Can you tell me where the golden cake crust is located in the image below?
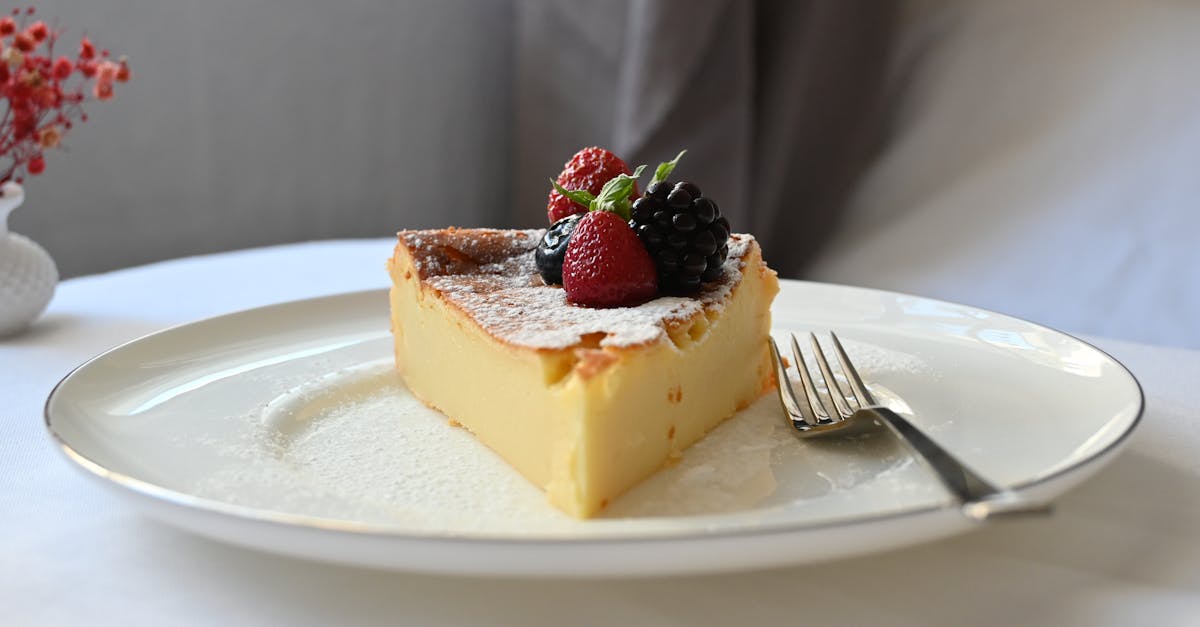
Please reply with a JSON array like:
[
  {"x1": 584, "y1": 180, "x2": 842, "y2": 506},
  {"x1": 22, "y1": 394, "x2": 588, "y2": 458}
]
[{"x1": 389, "y1": 227, "x2": 760, "y2": 354}]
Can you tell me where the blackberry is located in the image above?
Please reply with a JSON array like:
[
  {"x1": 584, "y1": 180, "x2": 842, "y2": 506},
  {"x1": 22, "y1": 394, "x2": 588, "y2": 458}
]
[
  {"x1": 630, "y1": 180, "x2": 730, "y2": 293},
  {"x1": 535, "y1": 213, "x2": 582, "y2": 285}
]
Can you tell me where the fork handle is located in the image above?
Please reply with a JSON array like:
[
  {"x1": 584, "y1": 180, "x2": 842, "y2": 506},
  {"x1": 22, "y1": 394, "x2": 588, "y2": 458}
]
[{"x1": 865, "y1": 407, "x2": 1052, "y2": 521}]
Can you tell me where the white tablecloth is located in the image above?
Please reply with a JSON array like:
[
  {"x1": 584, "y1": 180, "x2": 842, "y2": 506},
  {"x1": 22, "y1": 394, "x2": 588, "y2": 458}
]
[{"x1": 3, "y1": 240, "x2": 1199, "y2": 626}]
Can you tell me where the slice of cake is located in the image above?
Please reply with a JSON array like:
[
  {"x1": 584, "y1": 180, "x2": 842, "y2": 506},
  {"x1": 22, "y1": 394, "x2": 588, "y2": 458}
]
[{"x1": 386, "y1": 227, "x2": 778, "y2": 518}]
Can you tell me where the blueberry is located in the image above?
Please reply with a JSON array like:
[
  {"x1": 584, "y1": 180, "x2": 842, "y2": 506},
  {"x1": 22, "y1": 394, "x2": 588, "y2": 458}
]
[{"x1": 535, "y1": 213, "x2": 582, "y2": 285}]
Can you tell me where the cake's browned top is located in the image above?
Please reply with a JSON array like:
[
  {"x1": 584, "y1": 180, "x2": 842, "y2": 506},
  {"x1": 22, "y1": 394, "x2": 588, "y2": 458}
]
[{"x1": 393, "y1": 227, "x2": 755, "y2": 350}]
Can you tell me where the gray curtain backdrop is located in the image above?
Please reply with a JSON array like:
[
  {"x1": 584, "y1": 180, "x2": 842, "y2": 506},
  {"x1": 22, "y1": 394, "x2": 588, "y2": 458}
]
[
  {"x1": 11, "y1": 0, "x2": 517, "y2": 278},
  {"x1": 8, "y1": 0, "x2": 891, "y2": 278},
  {"x1": 514, "y1": 0, "x2": 894, "y2": 275}
]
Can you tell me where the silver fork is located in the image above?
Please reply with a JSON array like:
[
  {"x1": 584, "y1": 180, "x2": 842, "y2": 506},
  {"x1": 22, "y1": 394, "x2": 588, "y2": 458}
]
[{"x1": 770, "y1": 332, "x2": 1052, "y2": 522}]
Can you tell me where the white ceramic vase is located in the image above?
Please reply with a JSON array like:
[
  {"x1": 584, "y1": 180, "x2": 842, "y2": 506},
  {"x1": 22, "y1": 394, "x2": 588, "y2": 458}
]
[{"x1": 0, "y1": 182, "x2": 58, "y2": 336}]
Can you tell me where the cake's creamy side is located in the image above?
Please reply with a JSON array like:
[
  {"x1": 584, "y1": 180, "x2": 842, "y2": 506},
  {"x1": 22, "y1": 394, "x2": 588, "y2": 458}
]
[{"x1": 387, "y1": 228, "x2": 779, "y2": 518}]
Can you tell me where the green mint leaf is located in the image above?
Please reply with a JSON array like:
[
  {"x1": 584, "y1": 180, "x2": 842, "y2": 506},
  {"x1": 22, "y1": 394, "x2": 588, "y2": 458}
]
[
  {"x1": 591, "y1": 164, "x2": 647, "y2": 220},
  {"x1": 550, "y1": 178, "x2": 596, "y2": 210},
  {"x1": 652, "y1": 150, "x2": 687, "y2": 185}
]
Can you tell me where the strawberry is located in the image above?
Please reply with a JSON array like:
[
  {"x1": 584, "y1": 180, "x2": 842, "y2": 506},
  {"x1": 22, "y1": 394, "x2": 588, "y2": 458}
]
[
  {"x1": 547, "y1": 146, "x2": 639, "y2": 223},
  {"x1": 556, "y1": 165, "x2": 657, "y2": 307},
  {"x1": 563, "y1": 210, "x2": 658, "y2": 307}
]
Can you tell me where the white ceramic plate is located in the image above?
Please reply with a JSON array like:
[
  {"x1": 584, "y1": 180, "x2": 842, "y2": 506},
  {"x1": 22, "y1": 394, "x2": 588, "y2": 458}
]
[{"x1": 45, "y1": 281, "x2": 1142, "y2": 577}]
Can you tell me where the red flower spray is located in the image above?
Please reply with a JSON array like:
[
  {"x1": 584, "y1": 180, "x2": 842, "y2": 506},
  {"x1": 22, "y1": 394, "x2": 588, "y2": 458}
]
[{"x1": 0, "y1": 6, "x2": 128, "y2": 183}]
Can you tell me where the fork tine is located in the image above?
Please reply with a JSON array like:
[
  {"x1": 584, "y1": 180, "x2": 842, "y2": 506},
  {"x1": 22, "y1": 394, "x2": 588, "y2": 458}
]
[
  {"x1": 768, "y1": 337, "x2": 814, "y2": 426},
  {"x1": 829, "y1": 331, "x2": 877, "y2": 407},
  {"x1": 790, "y1": 334, "x2": 830, "y2": 423},
  {"x1": 809, "y1": 333, "x2": 855, "y2": 419}
]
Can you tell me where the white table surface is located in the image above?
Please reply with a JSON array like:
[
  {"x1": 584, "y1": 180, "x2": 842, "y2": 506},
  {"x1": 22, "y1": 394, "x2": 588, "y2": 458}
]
[{"x1": 4, "y1": 239, "x2": 1199, "y2": 626}]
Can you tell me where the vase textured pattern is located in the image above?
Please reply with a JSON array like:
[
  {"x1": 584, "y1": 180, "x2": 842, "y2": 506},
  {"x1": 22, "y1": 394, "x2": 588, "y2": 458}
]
[{"x1": 0, "y1": 182, "x2": 58, "y2": 336}]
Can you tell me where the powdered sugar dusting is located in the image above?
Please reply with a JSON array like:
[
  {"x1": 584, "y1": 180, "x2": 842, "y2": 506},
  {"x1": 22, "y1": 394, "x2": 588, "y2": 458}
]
[
  {"x1": 399, "y1": 228, "x2": 544, "y2": 279},
  {"x1": 400, "y1": 228, "x2": 754, "y2": 350},
  {"x1": 190, "y1": 355, "x2": 924, "y2": 534}
]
